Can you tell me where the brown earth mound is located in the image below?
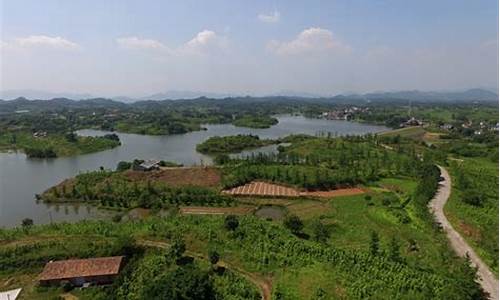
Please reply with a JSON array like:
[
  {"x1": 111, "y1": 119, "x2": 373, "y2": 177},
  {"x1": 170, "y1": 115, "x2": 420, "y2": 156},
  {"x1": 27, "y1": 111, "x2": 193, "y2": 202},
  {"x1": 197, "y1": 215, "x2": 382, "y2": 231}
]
[{"x1": 125, "y1": 167, "x2": 221, "y2": 187}]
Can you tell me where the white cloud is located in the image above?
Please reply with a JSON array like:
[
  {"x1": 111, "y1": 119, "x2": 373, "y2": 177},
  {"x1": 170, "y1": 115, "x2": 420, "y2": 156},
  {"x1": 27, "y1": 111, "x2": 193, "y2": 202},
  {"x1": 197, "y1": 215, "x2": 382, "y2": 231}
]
[
  {"x1": 258, "y1": 11, "x2": 280, "y2": 23},
  {"x1": 116, "y1": 30, "x2": 227, "y2": 57},
  {"x1": 116, "y1": 36, "x2": 168, "y2": 50},
  {"x1": 13, "y1": 35, "x2": 79, "y2": 50},
  {"x1": 267, "y1": 27, "x2": 349, "y2": 55},
  {"x1": 181, "y1": 30, "x2": 227, "y2": 55}
]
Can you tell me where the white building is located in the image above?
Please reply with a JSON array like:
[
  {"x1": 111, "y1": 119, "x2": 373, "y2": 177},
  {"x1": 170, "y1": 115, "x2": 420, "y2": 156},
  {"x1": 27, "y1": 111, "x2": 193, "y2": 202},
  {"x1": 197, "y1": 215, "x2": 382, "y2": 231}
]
[{"x1": 0, "y1": 288, "x2": 22, "y2": 300}]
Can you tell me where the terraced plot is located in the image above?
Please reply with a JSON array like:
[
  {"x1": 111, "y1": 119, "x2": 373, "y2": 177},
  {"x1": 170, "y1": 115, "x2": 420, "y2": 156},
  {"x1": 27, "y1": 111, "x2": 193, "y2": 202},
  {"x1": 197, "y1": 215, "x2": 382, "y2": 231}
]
[
  {"x1": 223, "y1": 181, "x2": 300, "y2": 197},
  {"x1": 223, "y1": 181, "x2": 365, "y2": 198}
]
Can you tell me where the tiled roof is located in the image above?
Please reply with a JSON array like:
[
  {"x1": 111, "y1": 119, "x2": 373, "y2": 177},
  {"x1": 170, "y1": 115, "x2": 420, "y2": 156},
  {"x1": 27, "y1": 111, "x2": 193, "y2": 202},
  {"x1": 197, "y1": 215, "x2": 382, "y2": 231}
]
[
  {"x1": 39, "y1": 256, "x2": 124, "y2": 281},
  {"x1": 140, "y1": 159, "x2": 160, "y2": 168}
]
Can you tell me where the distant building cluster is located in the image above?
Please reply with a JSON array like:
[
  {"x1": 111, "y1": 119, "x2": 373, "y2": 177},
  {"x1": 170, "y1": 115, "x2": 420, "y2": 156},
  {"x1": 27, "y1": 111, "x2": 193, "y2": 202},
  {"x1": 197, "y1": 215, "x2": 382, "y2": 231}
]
[
  {"x1": 439, "y1": 120, "x2": 498, "y2": 135},
  {"x1": 320, "y1": 106, "x2": 369, "y2": 121}
]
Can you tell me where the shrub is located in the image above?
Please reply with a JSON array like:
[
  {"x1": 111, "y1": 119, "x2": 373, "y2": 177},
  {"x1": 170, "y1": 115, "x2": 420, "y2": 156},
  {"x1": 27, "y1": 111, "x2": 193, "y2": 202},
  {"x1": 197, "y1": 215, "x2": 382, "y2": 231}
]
[{"x1": 283, "y1": 214, "x2": 303, "y2": 234}]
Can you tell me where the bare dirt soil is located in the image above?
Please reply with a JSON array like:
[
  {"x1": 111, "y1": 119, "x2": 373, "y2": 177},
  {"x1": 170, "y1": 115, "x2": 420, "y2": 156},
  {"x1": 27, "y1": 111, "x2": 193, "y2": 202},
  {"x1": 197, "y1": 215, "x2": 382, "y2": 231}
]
[
  {"x1": 301, "y1": 188, "x2": 365, "y2": 198},
  {"x1": 125, "y1": 167, "x2": 221, "y2": 187},
  {"x1": 179, "y1": 206, "x2": 255, "y2": 215}
]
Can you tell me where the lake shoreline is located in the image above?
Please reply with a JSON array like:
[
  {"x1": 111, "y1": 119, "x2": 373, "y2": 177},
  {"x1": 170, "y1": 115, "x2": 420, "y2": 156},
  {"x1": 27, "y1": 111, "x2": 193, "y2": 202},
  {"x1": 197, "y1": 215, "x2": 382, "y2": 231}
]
[{"x1": 0, "y1": 115, "x2": 388, "y2": 228}]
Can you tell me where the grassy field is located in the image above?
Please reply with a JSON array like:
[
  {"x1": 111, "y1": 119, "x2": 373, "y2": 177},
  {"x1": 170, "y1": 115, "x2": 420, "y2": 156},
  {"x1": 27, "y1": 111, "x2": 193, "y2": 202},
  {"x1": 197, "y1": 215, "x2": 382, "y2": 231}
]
[
  {"x1": 445, "y1": 157, "x2": 499, "y2": 275},
  {"x1": 378, "y1": 126, "x2": 427, "y2": 140}
]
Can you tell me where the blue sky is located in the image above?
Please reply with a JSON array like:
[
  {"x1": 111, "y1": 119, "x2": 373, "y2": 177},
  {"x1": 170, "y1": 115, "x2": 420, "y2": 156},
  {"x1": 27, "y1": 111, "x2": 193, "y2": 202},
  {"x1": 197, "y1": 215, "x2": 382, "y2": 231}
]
[{"x1": 1, "y1": 0, "x2": 498, "y2": 97}]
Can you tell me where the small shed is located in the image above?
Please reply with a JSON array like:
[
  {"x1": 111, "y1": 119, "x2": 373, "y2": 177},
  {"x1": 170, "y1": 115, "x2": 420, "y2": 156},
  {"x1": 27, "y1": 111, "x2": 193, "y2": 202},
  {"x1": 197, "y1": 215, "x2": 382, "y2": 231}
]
[
  {"x1": 0, "y1": 288, "x2": 22, "y2": 300},
  {"x1": 39, "y1": 256, "x2": 124, "y2": 287},
  {"x1": 135, "y1": 159, "x2": 160, "y2": 171}
]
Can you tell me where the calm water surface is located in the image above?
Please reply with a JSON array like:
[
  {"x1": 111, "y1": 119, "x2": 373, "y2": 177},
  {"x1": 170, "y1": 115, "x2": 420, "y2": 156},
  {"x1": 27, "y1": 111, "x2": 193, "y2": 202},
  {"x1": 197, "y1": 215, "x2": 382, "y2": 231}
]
[{"x1": 0, "y1": 116, "x2": 388, "y2": 227}]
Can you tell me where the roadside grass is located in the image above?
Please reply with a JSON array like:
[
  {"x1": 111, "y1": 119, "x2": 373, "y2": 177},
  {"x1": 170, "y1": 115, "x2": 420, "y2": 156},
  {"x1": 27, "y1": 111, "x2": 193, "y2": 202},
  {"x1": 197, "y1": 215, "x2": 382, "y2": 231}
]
[
  {"x1": 445, "y1": 157, "x2": 499, "y2": 275},
  {"x1": 376, "y1": 177, "x2": 417, "y2": 195},
  {"x1": 300, "y1": 184, "x2": 455, "y2": 271}
]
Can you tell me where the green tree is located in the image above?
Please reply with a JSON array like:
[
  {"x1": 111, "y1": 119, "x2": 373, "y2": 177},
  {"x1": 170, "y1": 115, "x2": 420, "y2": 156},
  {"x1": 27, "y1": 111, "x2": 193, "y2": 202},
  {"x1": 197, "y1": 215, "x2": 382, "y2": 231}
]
[
  {"x1": 116, "y1": 161, "x2": 132, "y2": 171},
  {"x1": 169, "y1": 235, "x2": 186, "y2": 261},
  {"x1": 224, "y1": 215, "x2": 239, "y2": 231},
  {"x1": 389, "y1": 236, "x2": 401, "y2": 262},
  {"x1": 284, "y1": 214, "x2": 304, "y2": 234},
  {"x1": 370, "y1": 231, "x2": 380, "y2": 256},
  {"x1": 21, "y1": 218, "x2": 34, "y2": 230},
  {"x1": 311, "y1": 219, "x2": 329, "y2": 243},
  {"x1": 208, "y1": 249, "x2": 220, "y2": 266}
]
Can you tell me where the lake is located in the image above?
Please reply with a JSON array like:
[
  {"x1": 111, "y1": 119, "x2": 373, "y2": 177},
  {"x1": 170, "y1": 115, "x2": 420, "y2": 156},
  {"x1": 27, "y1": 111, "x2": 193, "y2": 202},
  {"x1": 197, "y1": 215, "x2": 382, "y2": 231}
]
[{"x1": 0, "y1": 115, "x2": 388, "y2": 227}]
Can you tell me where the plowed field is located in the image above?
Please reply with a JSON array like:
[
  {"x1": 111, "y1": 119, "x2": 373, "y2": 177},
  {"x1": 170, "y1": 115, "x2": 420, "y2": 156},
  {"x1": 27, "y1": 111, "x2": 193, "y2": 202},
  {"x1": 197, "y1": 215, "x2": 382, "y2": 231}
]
[
  {"x1": 223, "y1": 181, "x2": 365, "y2": 198},
  {"x1": 223, "y1": 181, "x2": 300, "y2": 197}
]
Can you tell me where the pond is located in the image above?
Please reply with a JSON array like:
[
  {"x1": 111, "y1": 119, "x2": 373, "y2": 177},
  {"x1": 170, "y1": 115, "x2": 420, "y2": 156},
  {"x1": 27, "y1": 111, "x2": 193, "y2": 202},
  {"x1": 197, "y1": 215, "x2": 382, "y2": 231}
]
[
  {"x1": 0, "y1": 115, "x2": 388, "y2": 227},
  {"x1": 254, "y1": 205, "x2": 287, "y2": 221}
]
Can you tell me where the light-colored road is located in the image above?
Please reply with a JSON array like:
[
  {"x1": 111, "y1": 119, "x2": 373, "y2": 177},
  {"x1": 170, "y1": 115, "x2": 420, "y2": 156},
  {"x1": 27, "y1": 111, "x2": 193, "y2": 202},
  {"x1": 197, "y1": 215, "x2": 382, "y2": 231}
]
[{"x1": 429, "y1": 166, "x2": 499, "y2": 300}]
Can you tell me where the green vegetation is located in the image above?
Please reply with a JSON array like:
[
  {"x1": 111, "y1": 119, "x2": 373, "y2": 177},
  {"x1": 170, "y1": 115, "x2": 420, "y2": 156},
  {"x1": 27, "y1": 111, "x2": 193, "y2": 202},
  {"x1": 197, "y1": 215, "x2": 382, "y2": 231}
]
[
  {"x1": 0, "y1": 208, "x2": 482, "y2": 299},
  {"x1": 220, "y1": 135, "x2": 425, "y2": 190},
  {"x1": 445, "y1": 157, "x2": 499, "y2": 274},
  {"x1": 41, "y1": 170, "x2": 232, "y2": 209},
  {"x1": 1, "y1": 98, "x2": 498, "y2": 298},
  {"x1": 0, "y1": 223, "x2": 259, "y2": 300},
  {"x1": 196, "y1": 134, "x2": 275, "y2": 154},
  {"x1": 232, "y1": 115, "x2": 279, "y2": 128},
  {"x1": 0, "y1": 131, "x2": 120, "y2": 158}
]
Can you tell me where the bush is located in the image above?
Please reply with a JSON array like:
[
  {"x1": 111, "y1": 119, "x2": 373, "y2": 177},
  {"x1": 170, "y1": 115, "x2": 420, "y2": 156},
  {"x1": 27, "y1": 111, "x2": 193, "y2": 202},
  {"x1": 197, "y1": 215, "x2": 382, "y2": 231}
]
[
  {"x1": 116, "y1": 161, "x2": 132, "y2": 172},
  {"x1": 462, "y1": 189, "x2": 485, "y2": 207},
  {"x1": 283, "y1": 214, "x2": 303, "y2": 234},
  {"x1": 311, "y1": 220, "x2": 329, "y2": 243},
  {"x1": 224, "y1": 215, "x2": 239, "y2": 231}
]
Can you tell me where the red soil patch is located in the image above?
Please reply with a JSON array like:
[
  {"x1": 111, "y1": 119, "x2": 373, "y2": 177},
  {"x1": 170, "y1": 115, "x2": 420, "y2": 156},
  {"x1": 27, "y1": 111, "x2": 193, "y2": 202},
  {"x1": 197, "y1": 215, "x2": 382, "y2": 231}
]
[
  {"x1": 302, "y1": 188, "x2": 365, "y2": 198},
  {"x1": 179, "y1": 206, "x2": 255, "y2": 215},
  {"x1": 125, "y1": 167, "x2": 221, "y2": 187},
  {"x1": 458, "y1": 221, "x2": 481, "y2": 241},
  {"x1": 223, "y1": 181, "x2": 300, "y2": 197}
]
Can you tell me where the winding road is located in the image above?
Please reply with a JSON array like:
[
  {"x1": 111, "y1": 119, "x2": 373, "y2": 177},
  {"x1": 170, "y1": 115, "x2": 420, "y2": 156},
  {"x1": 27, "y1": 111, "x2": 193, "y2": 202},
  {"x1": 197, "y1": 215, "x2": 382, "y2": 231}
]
[{"x1": 429, "y1": 166, "x2": 499, "y2": 300}]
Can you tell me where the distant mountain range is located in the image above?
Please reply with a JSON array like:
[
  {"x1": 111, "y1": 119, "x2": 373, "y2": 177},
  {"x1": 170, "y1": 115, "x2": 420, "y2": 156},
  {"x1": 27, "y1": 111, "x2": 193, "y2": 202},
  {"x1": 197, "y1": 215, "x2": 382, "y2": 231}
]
[
  {"x1": 360, "y1": 88, "x2": 498, "y2": 102},
  {"x1": 0, "y1": 88, "x2": 497, "y2": 102},
  {"x1": 0, "y1": 90, "x2": 94, "y2": 101}
]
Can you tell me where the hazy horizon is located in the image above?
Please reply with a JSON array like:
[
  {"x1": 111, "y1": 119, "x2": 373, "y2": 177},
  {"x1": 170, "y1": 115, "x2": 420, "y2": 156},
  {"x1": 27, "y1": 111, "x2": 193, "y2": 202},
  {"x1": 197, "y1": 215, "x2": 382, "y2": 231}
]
[{"x1": 1, "y1": 0, "x2": 498, "y2": 97}]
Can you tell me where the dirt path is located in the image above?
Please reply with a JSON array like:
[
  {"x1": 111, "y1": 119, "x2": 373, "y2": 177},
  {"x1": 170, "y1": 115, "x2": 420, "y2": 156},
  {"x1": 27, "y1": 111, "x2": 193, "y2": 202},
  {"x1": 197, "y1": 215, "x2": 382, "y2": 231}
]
[
  {"x1": 428, "y1": 166, "x2": 498, "y2": 300},
  {"x1": 137, "y1": 239, "x2": 271, "y2": 300}
]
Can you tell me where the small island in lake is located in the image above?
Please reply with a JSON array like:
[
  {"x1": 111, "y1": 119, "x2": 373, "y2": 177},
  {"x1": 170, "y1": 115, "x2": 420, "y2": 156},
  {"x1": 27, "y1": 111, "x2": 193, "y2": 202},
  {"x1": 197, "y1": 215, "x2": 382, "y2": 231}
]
[
  {"x1": 232, "y1": 115, "x2": 279, "y2": 129},
  {"x1": 196, "y1": 134, "x2": 276, "y2": 154}
]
